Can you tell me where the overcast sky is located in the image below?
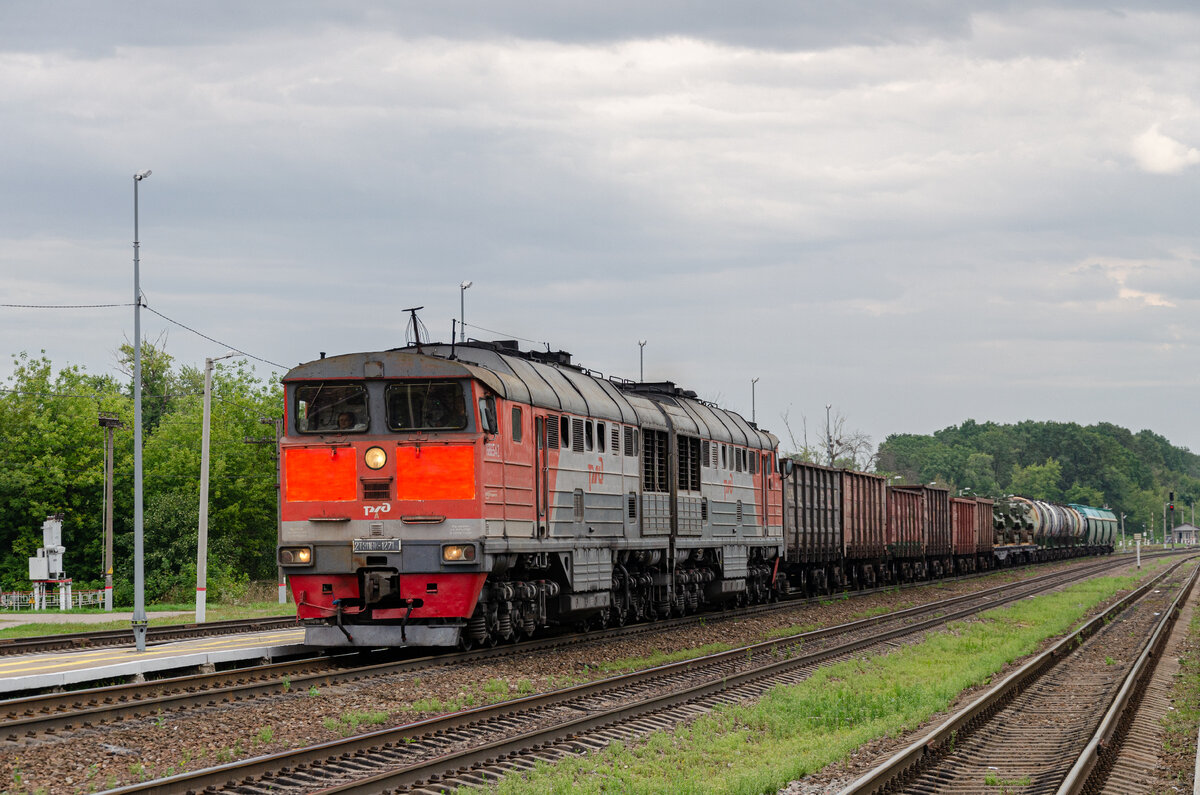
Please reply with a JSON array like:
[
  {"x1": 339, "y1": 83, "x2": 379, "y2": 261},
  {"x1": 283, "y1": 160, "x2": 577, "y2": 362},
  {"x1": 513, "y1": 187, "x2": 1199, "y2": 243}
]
[{"x1": 3, "y1": 1, "x2": 1199, "y2": 460}]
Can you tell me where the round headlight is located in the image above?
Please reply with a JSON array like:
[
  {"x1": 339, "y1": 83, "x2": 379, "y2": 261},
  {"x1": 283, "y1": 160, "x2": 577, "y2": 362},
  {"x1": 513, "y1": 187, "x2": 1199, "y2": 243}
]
[{"x1": 364, "y1": 446, "x2": 387, "y2": 470}]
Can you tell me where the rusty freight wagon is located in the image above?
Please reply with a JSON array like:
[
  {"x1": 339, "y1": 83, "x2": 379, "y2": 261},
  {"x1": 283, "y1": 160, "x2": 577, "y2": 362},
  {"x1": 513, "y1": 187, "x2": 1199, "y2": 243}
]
[
  {"x1": 892, "y1": 485, "x2": 952, "y2": 580},
  {"x1": 950, "y1": 496, "x2": 981, "y2": 574},
  {"x1": 973, "y1": 497, "x2": 994, "y2": 570},
  {"x1": 782, "y1": 462, "x2": 887, "y2": 594},
  {"x1": 885, "y1": 486, "x2": 925, "y2": 581}
]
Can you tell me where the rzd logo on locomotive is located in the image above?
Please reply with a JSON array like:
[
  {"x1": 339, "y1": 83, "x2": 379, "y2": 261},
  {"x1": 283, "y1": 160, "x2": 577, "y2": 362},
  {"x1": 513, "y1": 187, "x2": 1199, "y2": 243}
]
[{"x1": 363, "y1": 503, "x2": 392, "y2": 519}]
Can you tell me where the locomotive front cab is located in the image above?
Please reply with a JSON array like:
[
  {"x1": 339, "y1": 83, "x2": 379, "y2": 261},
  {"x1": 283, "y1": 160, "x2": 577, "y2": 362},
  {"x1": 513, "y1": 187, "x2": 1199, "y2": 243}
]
[{"x1": 279, "y1": 354, "x2": 497, "y2": 647}]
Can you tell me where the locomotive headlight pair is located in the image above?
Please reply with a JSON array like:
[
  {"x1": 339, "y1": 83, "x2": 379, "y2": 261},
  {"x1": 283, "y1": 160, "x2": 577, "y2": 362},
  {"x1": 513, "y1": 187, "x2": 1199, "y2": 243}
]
[
  {"x1": 364, "y1": 446, "x2": 387, "y2": 470},
  {"x1": 442, "y1": 544, "x2": 476, "y2": 562},
  {"x1": 279, "y1": 546, "x2": 313, "y2": 566}
]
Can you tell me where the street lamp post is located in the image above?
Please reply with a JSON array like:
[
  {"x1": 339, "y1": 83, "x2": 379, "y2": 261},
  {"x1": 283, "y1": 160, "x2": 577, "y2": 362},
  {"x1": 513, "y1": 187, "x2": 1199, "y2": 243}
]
[
  {"x1": 459, "y1": 281, "x2": 472, "y2": 342},
  {"x1": 638, "y1": 340, "x2": 646, "y2": 381},
  {"x1": 98, "y1": 412, "x2": 123, "y2": 611},
  {"x1": 196, "y1": 352, "x2": 235, "y2": 623},
  {"x1": 751, "y1": 378, "x2": 759, "y2": 424},
  {"x1": 132, "y1": 169, "x2": 151, "y2": 652}
]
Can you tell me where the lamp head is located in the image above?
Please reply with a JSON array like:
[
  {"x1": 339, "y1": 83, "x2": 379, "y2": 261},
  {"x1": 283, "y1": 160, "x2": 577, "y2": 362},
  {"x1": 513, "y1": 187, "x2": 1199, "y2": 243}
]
[
  {"x1": 135, "y1": 170, "x2": 152, "y2": 180},
  {"x1": 461, "y1": 280, "x2": 473, "y2": 290}
]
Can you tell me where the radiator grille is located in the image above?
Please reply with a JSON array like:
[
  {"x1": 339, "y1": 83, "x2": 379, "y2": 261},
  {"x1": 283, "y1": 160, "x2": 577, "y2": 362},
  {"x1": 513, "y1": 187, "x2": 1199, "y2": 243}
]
[{"x1": 362, "y1": 480, "x2": 391, "y2": 501}]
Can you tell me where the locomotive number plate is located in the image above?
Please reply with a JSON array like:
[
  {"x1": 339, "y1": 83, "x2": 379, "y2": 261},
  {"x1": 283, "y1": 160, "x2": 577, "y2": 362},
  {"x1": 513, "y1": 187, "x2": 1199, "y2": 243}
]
[{"x1": 352, "y1": 538, "x2": 401, "y2": 553}]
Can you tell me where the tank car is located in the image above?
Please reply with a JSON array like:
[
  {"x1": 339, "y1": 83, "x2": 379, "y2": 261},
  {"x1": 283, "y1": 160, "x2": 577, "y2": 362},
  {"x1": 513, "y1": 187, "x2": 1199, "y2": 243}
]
[
  {"x1": 1068, "y1": 504, "x2": 1117, "y2": 553},
  {"x1": 276, "y1": 339, "x2": 786, "y2": 648}
]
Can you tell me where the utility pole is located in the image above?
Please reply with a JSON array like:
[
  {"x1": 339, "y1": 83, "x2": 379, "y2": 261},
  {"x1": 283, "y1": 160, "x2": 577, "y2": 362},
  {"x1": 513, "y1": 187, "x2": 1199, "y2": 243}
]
[
  {"x1": 98, "y1": 412, "x2": 123, "y2": 611},
  {"x1": 247, "y1": 419, "x2": 286, "y2": 603},
  {"x1": 132, "y1": 168, "x2": 151, "y2": 652},
  {"x1": 196, "y1": 353, "x2": 235, "y2": 622}
]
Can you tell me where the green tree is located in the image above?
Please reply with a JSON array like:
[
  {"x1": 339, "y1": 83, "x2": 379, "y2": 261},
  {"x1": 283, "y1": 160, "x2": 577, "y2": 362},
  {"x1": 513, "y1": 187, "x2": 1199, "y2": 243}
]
[
  {"x1": 0, "y1": 352, "x2": 130, "y2": 589},
  {"x1": 960, "y1": 452, "x2": 1000, "y2": 497},
  {"x1": 3, "y1": 348, "x2": 281, "y2": 604},
  {"x1": 1064, "y1": 482, "x2": 1105, "y2": 507}
]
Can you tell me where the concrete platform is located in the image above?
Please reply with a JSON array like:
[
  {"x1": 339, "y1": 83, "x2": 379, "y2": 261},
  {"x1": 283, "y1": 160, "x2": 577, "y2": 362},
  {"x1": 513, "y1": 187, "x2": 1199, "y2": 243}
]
[{"x1": 0, "y1": 627, "x2": 312, "y2": 695}]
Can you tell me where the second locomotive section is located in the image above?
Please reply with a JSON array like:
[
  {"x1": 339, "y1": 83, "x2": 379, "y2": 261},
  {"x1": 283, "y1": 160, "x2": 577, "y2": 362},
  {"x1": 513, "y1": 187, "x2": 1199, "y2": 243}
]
[{"x1": 279, "y1": 341, "x2": 786, "y2": 648}]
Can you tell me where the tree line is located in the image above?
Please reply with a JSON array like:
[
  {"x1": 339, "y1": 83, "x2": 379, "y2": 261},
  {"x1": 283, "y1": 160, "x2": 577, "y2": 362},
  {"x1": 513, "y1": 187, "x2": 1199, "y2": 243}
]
[
  {"x1": 0, "y1": 347, "x2": 281, "y2": 603},
  {"x1": 877, "y1": 419, "x2": 1200, "y2": 540}
]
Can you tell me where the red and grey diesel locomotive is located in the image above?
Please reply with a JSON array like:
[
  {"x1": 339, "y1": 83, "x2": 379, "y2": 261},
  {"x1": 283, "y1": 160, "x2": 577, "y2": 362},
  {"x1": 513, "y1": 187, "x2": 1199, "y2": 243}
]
[
  {"x1": 278, "y1": 340, "x2": 784, "y2": 648},
  {"x1": 278, "y1": 339, "x2": 1115, "y2": 648}
]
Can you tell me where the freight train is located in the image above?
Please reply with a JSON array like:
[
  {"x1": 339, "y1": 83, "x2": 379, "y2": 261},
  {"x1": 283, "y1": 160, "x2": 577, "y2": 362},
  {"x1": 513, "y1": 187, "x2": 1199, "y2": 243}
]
[{"x1": 276, "y1": 339, "x2": 1115, "y2": 648}]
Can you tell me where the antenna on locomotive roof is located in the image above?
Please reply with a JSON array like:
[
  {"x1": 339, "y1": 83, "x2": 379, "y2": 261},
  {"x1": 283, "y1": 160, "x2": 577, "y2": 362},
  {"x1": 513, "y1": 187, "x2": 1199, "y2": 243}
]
[{"x1": 403, "y1": 306, "x2": 427, "y2": 350}]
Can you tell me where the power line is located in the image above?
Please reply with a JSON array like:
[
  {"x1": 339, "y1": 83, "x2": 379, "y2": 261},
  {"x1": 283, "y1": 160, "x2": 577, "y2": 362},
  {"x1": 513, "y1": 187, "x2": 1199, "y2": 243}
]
[
  {"x1": 1, "y1": 303, "x2": 134, "y2": 308},
  {"x1": 463, "y1": 322, "x2": 548, "y2": 349},
  {"x1": 3, "y1": 299, "x2": 286, "y2": 370},
  {"x1": 142, "y1": 306, "x2": 287, "y2": 370}
]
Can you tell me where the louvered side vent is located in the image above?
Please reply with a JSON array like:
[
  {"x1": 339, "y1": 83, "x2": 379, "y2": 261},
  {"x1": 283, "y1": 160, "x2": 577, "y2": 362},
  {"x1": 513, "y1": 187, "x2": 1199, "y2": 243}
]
[
  {"x1": 677, "y1": 436, "x2": 701, "y2": 492},
  {"x1": 701, "y1": 498, "x2": 709, "y2": 521},
  {"x1": 362, "y1": 480, "x2": 391, "y2": 501},
  {"x1": 628, "y1": 493, "x2": 638, "y2": 519},
  {"x1": 611, "y1": 425, "x2": 620, "y2": 453},
  {"x1": 624, "y1": 426, "x2": 635, "y2": 457},
  {"x1": 736, "y1": 500, "x2": 743, "y2": 523},
  {"x1": 572, "y1": 418, "x2": 585, "y2": 453},
  {"x1": 701, "y1": 440, "x2": 710, "y2": 468},
  {"x1": 546, "y1": 414, "x2": 559, "y2": 448},
  {"x1": 573, "y1": 489, "x2": 584, "y2": 522},
  {"x1": 643, "y1": 429, "x2": 669, "y2": 493}
]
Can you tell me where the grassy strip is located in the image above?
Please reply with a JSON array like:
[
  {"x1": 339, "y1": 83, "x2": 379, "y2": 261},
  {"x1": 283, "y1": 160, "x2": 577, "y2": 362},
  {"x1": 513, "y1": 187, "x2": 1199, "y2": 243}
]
[
  {"x1": 483, "y1": 568, "x2": 1153, "y2": 795},
  {"x1": 1159, "y1": 588, "x2": 1200, "y2": 787},
  {"x1": 0, "y1": 601, "x2": 295, "y2": 639}
]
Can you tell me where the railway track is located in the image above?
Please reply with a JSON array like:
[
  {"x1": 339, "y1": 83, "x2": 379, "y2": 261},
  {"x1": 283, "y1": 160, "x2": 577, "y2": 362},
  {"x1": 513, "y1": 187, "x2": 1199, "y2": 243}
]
[
  {"x1": 840, "y1": 556, "x2": 1198, "y2": 794},
  {"x1": 1, "y1": 555, "x2": 1137, "y2": 743},
  {"x1": 1061, "y1": 561, "x2": 1199, "y2": 793},
  {"x1": 91, "y1": 551, "x2": 1144, "y2": 793},
  {"x1": 0, "y1": 615, "x2": 298, "y2": 657}
]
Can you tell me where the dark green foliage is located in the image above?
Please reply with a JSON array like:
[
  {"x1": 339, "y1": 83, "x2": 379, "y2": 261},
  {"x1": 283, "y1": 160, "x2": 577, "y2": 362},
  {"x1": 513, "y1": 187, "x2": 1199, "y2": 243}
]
[
  {"x1": 1, "y1": 348, "x2": 281, "y2": 604},
  {"x1": 878, "y1": 419, "x2": 1200, "y2": 540}
]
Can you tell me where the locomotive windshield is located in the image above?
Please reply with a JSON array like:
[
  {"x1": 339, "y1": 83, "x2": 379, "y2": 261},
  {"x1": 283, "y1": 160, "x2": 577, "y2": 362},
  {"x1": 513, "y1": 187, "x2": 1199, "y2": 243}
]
[
  {"x1": 295, "y1": 382, "x2": 369, "y2": 433},
  {"x1": 386, "y1": 380, "x2": 468, "y2": 431}
]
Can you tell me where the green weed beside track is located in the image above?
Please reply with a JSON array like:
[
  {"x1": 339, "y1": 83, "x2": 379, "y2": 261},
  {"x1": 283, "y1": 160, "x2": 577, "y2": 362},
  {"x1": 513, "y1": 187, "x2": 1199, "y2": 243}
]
[{"x1": 481, "y1": 565, "x2": 1160, "y2": 795}]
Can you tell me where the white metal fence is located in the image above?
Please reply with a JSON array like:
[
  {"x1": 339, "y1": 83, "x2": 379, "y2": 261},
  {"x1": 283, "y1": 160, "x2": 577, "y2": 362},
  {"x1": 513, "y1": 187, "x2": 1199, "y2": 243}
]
[{"x1": 0, "y1": 589, "x2": 105, "y2": 611}]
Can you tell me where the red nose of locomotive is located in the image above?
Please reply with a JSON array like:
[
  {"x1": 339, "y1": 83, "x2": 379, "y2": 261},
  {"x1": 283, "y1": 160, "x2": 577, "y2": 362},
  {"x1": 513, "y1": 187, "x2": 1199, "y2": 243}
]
[{"x1": 277, "y1": 369, "x2": 491, "y2": 647}]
